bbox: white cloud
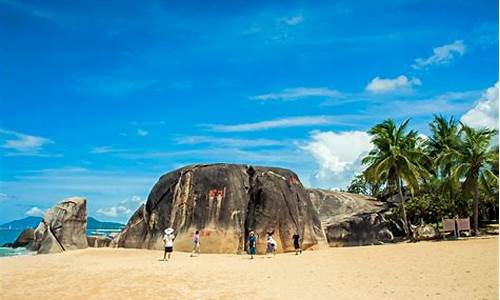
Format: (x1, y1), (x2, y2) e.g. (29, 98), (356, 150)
(252, 87), (341, 101)
(91, 146), (116, 154)
(412, 40), (466, 69)
(25, 206), (44, 217)
(0, 193), (18, 202)
(175, 136), (286, 148)
(0, 129), (54, 155)
(96, 206), (131, 218)
(365, 75), (421, 93)
(137, 129), (148, 136)
(461, 82), (499, 129)
(91, 146), (143, 154)
(206, 115), (349, 132)
(96, 195), (145, 218)
(283, 15), (304, 25)
(302, 130), (372, 189)
(373, 90), (479, 117)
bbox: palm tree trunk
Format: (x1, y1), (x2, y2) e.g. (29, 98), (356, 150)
(473, 183), (479, 236)
(397, 178), (410, 239)
(449, 181), (455, 217)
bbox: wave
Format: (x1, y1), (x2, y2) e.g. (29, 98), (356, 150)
(0, 247), (36, 258)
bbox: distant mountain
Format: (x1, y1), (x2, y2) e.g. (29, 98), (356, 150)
(87, 217), (124, 229)
(0, 216), (42, 229)
(0, 216), (124, 230)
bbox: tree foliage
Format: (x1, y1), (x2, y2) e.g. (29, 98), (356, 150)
(354, 116), (499, 238)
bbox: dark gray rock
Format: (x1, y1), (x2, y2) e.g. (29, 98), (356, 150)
(112, 164), (326, 253)
(28, 197), (88, 254)
(308, 189), (395, 246)
(12, 228), (35, 248)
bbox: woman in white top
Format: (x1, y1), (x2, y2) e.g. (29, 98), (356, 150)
(163, 228), (175, 261)
(266, 235), (277, 257)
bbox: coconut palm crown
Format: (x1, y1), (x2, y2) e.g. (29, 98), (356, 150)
(362, 119), (430, 237)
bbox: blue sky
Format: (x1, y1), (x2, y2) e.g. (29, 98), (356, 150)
(0, 0), (498, 223)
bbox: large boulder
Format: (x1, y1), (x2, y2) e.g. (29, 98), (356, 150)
(112, 164), (326, 253)
(28, 197), (88, 254)
(87, 235), (113, 248)
(308, 189), (395, 246)
(12, 228), (35, 248)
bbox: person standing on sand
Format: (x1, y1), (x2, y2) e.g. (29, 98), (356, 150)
(266, 235), (277, 257)
(190, 230), (201, 257)
(292, 233), (302, 255)
(247, 231), (257, 259)
(163, 228), (175, 261)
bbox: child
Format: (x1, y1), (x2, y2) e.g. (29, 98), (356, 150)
(247, 231), (257, 259)
(190, 230), (201, 257)
(163, 228), (175, 261)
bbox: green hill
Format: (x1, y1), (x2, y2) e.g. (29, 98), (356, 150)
(0, 216), (42, 229)
(87, 217), (124, 229)
(0, 216), (124, 230)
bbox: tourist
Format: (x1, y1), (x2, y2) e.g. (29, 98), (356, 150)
(266, 234), (277, 257)
(190, 230), (201, 257)
(247, 231), (257, 259)
(163, 228), (175, 261)
(292, 233), (302, 255)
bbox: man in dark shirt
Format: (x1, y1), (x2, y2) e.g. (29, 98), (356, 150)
(292, 233), (302, 255)
(247, 231), (257, 259)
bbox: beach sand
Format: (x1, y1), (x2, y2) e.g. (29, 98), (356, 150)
(0, 236), (498, 300)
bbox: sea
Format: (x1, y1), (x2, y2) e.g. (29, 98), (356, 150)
(0, 228), (36, 257)
(0, 228), (122, 257)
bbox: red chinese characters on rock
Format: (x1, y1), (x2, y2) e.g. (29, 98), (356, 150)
(192, 231), (211, 237)
(290, 176), (299, 185)
(208, 189), (216, 201)
(207, 188), (225, 222)
(216, 190), (223, 201)
(208, 189), (224, 202)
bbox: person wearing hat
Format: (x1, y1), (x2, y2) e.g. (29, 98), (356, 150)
(266, 234), (277, 257)
(247, 231), (257, 259)
(163, 228), (175, 261)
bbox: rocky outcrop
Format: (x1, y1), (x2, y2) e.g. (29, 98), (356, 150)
(112, 164), (326, 253)
(308, 189), (395, 246)
(12, 228), (35, 248)
(412, 224), (439, 241)
(28, 197), (88, 254)
(87, 236), (112, 248)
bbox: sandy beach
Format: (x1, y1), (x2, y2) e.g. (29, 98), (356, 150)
(0, 236), (498, 300)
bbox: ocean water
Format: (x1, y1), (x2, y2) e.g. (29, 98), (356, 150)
(0, 228), (122, 257)
(0, 229), (35, 258)
(0, 228), (25, 246)
(0, 247), (36, 257)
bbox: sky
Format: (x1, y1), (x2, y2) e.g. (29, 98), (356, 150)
(0, 0), (498, 223)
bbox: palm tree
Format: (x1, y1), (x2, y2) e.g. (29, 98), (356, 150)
(427, 115), (461, 161)
(362, 119), (430, 238)
(445, 124), (498, 235)
(426, 115), (462, 217)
